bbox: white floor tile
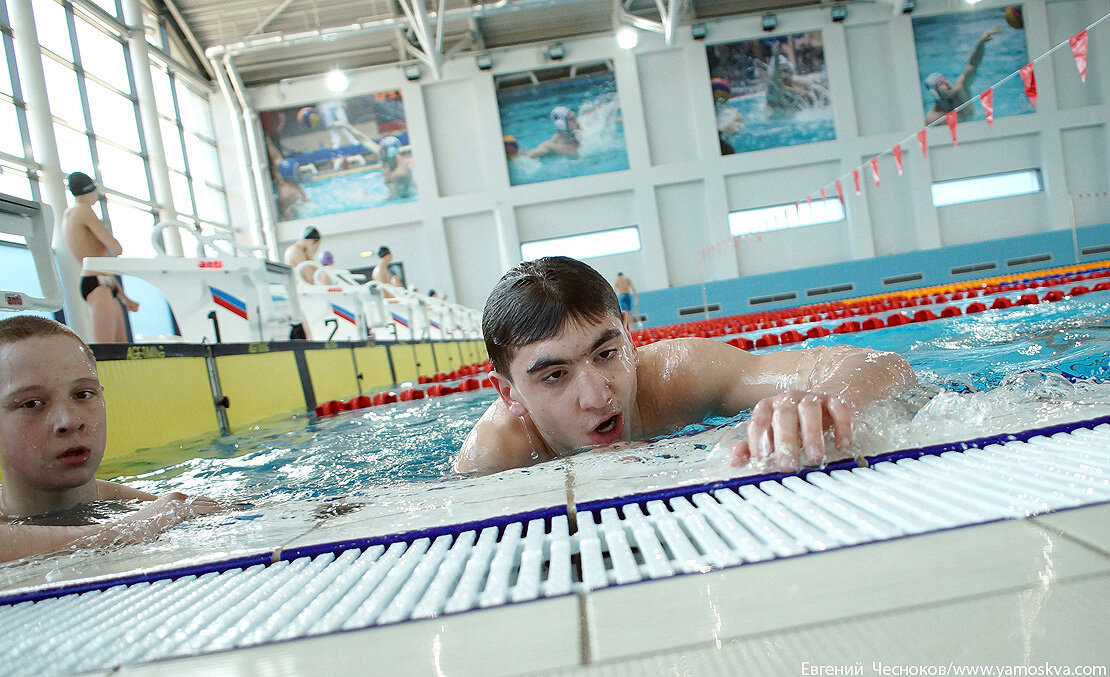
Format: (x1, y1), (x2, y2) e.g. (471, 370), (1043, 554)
(115, 593), (583, 677)
(537, 574), (1110, 676)
(1032, 503), (1110, 555)
(582, 518), (1110, 662)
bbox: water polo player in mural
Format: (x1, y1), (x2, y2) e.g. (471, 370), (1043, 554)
(496, 62), (630, 186)
(706, 31), (834, 154)
(454, 257), (915, 476)
(923, 25), (1002, 125)
(259, 91), (418, 221)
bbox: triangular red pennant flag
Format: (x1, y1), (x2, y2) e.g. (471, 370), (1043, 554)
(806, 195), (813, 209)
(870, 157), (880, 187)
(852, 169), (861, 195)
(1019, 63), (1037, 107)
(821, 187), (827, 201)
(794, 202), (800, 218)
(835, 179), (844, 204)
(979, 88), (994, 128)
(892, 144), (903, 175)
(917, 129), (928, 159)
(1069, 30), (1088, 82)
(946, 110), (959, 147)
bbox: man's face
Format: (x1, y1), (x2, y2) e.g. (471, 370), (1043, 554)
(306, 239), (321, 257)
(496, 314), (637, 456)
(935, 76), (954, 96)
(0, 336), (106, 495)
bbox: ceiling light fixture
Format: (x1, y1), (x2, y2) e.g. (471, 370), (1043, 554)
(616, 25), (638, 50)
(324, 70), (348, 92)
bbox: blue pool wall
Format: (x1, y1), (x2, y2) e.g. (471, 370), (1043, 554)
(636, 222), (1110, 328)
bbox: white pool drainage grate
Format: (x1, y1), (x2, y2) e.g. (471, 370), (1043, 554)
(1, 418), (1108, 675)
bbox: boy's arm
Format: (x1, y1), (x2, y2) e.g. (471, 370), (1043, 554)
(81, 210), (124, 257)
(0, 492), (219, 563)
(455, 400), (546, 475)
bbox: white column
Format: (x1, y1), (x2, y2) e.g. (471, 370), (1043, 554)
(9, 0), (94, 339)
(120, 0), (182, 256)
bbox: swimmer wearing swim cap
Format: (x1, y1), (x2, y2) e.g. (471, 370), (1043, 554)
(378, 137), (415, 200)
(372, 246), (401, 294)
(923, 26), (1001, 125)
(285, 226), (324, 285)
(66, 171), (97, 197)
(522, 105), (581, 159)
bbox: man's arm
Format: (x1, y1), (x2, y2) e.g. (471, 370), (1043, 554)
(81, 209), (124, 257)
(955, 26), (1001, 90)
(0, 492), (219, 563)
(96, 479), (157, 501)
(640, 338), (915, 470)
(455, 399), (550, 475)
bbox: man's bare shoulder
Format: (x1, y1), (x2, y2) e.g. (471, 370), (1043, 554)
(456, 400), (549, 475)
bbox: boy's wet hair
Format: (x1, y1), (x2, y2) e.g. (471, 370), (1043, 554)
(0, 316), (95, 363)
(483, 256), (620, 380)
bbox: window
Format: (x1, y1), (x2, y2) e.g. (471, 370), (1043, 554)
(728, 198), (845, 237)
(931, 169), (1043, 207)
(521, 226), (642, 261)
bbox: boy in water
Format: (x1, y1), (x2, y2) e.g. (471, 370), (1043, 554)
(0, 316), (217, 562)
(455, 257), (915, 475)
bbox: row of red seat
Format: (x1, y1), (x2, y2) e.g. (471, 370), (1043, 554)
(632, 266), (1110, 347)
(314, 361), (495, 417)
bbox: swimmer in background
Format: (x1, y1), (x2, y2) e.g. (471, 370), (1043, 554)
(613, 272), (639, 327)
(523, 106), (581, 158)
(378, 136), (416, 200)
(765, 53), (828, 117)
(284, 226), (328, 284)
(711, 77), (744, 154)
(923, 26), (1002, 125)
(61, 172), (140, 344)
(372, 246), (402, 298)
(0, 316), (218, 562)
(455, 257), (915, 475)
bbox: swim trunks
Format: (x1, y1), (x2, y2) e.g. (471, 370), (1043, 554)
(80, 275), (117, 301)
(618, 293), (633, 312)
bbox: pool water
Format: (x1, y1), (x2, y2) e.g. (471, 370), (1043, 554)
(3, 290), (1108, 583)
(284, 166), (418, 219)
(719, 92), (836, 153)
(104, 289), (1110, 504)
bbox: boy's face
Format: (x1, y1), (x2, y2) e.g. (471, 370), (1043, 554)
(494, 314), (637, 456)
(0, 336), (106, 493)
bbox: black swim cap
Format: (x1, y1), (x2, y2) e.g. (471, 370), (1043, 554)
(378, 246), (391, 257)
(66, 172), (97, 197)
(301, 226), (321, 240)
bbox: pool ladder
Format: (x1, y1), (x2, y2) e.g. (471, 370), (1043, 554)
(1, 418), (1108, 676)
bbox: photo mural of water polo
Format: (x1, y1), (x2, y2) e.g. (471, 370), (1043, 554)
(912, 6), (1034, 125)
(707, 31), (835, 155)
(495, 60), (630, 186)
(258, 90), (417, 221)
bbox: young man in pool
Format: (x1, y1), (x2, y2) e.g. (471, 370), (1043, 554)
(0, 316), (217, 562)
(455, 257), (916, 475)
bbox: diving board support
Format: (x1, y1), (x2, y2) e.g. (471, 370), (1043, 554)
(0, 193), (64, 313)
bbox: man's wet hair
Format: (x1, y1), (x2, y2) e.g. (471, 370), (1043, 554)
(483, 256), (621, 380)
(0, 316), (95, 364)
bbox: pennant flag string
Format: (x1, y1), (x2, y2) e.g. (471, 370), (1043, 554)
(776, 11), (1108, 220)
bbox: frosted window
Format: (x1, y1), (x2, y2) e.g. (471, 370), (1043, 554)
(169, 170), (193, 216)
(0, 100), (24, 156)
(41, 57), (84, 128)
(31, 0), (72, 61)
(149, 64), (175, 118)
(728, 198), (845, 236)
(96, 141), (148, 200)
(74, 17), (129, 91)
(175, 81), (213, 138)
(160, 118), (185, 171)
(53, 123), (93, 175)
(86, 78), (139, 150)
(932, 169), (1043, 207)
(521, 227), (641, 261)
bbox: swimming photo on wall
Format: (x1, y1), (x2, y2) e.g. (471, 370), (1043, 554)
(706, 31), (835, 155)
(258, 90), (416, 222)
(495, 61), (629, 186)
(912, 6), (1034, 125)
